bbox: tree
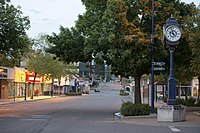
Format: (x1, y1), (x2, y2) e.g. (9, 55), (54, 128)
(32, 33), (50, 54)
(27, 53), (66, 98)
(0, 0), (30, 67)
(77, 0), (170, 104)
(47, 0), (196, 104)
(190, 5), (200, 99)
(27, 34), (79, 98)
(46, 26), (86, 63)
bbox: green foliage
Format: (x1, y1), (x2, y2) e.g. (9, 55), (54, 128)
(119, 90), (129, 96)
(46, 0), (198, 104)
(175, 98), (185, 105)
(185, 97), (196, 106)
(46, 26), (87, 63)
(66, 92), (82, 96)
(163, 97), (167, 103)
(195, 99), (200, 107)
(27, 53), (66, 80)
(120, 102), (151, 116)
(164, 97), (196, 106)
(0, 0), (30, 67)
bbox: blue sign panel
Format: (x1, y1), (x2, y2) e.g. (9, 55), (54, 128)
(154, 67), (165, 71)
(153, 62), (165, 66)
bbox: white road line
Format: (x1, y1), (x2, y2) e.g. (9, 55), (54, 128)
(30, 115), (52, 119)
(21, 119), (48, 121)
(20, 115), (52, 121)
(169, 126), (181, 132)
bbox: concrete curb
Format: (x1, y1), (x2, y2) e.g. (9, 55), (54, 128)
(0, 96), (62, 106)
(113, 112), (157, 121)
(186, 106), (200, 112)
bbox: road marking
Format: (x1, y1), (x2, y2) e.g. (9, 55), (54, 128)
(30, 115), (52, 119)
(20, 115), (52, 121)
(169, 126), (181, 132)
(21, 119), (48, 121)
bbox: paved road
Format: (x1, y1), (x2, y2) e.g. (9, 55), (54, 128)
(0, 82), (199, 133)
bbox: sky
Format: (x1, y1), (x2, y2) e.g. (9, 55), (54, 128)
(11, 0), (199, 38)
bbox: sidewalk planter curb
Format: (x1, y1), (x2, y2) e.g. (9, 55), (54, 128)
(113, 112), (157, 121)
(186, 106), (200, 112)
(157, 105), (186, 122)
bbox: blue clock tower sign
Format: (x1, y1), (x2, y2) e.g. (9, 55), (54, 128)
(157, 18), (186, 122)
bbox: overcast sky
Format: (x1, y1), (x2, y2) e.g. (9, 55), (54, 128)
(11, 0), (199, 38)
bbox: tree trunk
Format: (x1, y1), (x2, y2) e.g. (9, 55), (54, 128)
(134, 75), (141, 104)
(185, 87), (188, 100)
(198, 77), (200, 100)
(31, 72), (37, 99)
(51, 78), (54, 97)
(58, 79), (61, 96)
(178, 82), (181, 99)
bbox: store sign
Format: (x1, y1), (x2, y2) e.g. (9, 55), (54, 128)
(26, 74), (44, 83)
(15, 70), (25, 82)
(44, 76), (52, 83)
(0, 68), (7, 78)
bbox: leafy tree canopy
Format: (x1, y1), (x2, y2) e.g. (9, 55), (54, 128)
(46, 0), (197, 103)
(46, 26), (86, 63)
(0, 0), (30, 67)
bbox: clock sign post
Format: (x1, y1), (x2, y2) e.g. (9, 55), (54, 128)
(158, 18), (186, 122)
(163, 17), (182, 105)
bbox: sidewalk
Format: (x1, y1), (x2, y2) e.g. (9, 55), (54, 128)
(117, 91), (200, 126)
(0, 95), (58, 106)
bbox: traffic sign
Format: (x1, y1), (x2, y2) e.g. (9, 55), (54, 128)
(153, 62), (165, 66)
(154, 67), (165, 71)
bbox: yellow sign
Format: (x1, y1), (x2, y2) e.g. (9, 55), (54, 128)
(44, 76), (52, 83)
(15, 68), (26, 82)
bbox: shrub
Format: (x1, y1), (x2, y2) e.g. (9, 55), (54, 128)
(120, 89), (124, 93)
(120, 102), (151, 116)
(185, 97), (196, 106)
(163, 97), (167, 103)
(175, 98), (185, 105)
(119, 92), (129, 96)
(66, 92), (82, 96)
(195, 99), (200, 107)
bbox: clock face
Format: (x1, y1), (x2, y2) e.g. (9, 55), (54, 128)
(165, 25), (181, 42)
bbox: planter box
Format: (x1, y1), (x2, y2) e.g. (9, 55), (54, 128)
(157, 105), (186, 122)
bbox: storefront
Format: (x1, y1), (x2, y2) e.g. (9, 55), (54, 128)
(0, 66), (14, 99)
(26, 73), (44, 96)
(191, 77), (199, 97)
(43, 76), (52, 95)
(14, 67), (26, 98)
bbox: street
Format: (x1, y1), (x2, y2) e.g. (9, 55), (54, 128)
(0, 82), (200, 133)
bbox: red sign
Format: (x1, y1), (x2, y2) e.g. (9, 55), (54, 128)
(26, 74), (44, 83)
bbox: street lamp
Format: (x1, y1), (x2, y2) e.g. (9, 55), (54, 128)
(24, 68), (28, 101)
(147, 78), (150, 104)
(143, 80), (145, 104)
(151, 0), (155, 113)
(155, 82), (158, 102)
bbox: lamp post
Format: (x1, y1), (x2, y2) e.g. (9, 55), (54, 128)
(147, 78), (150, 105)
(155, 82), (158, 102)
(143, 80), (145, 104)
(24, 69), (28, 101)
(151, 0), (155, 113)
